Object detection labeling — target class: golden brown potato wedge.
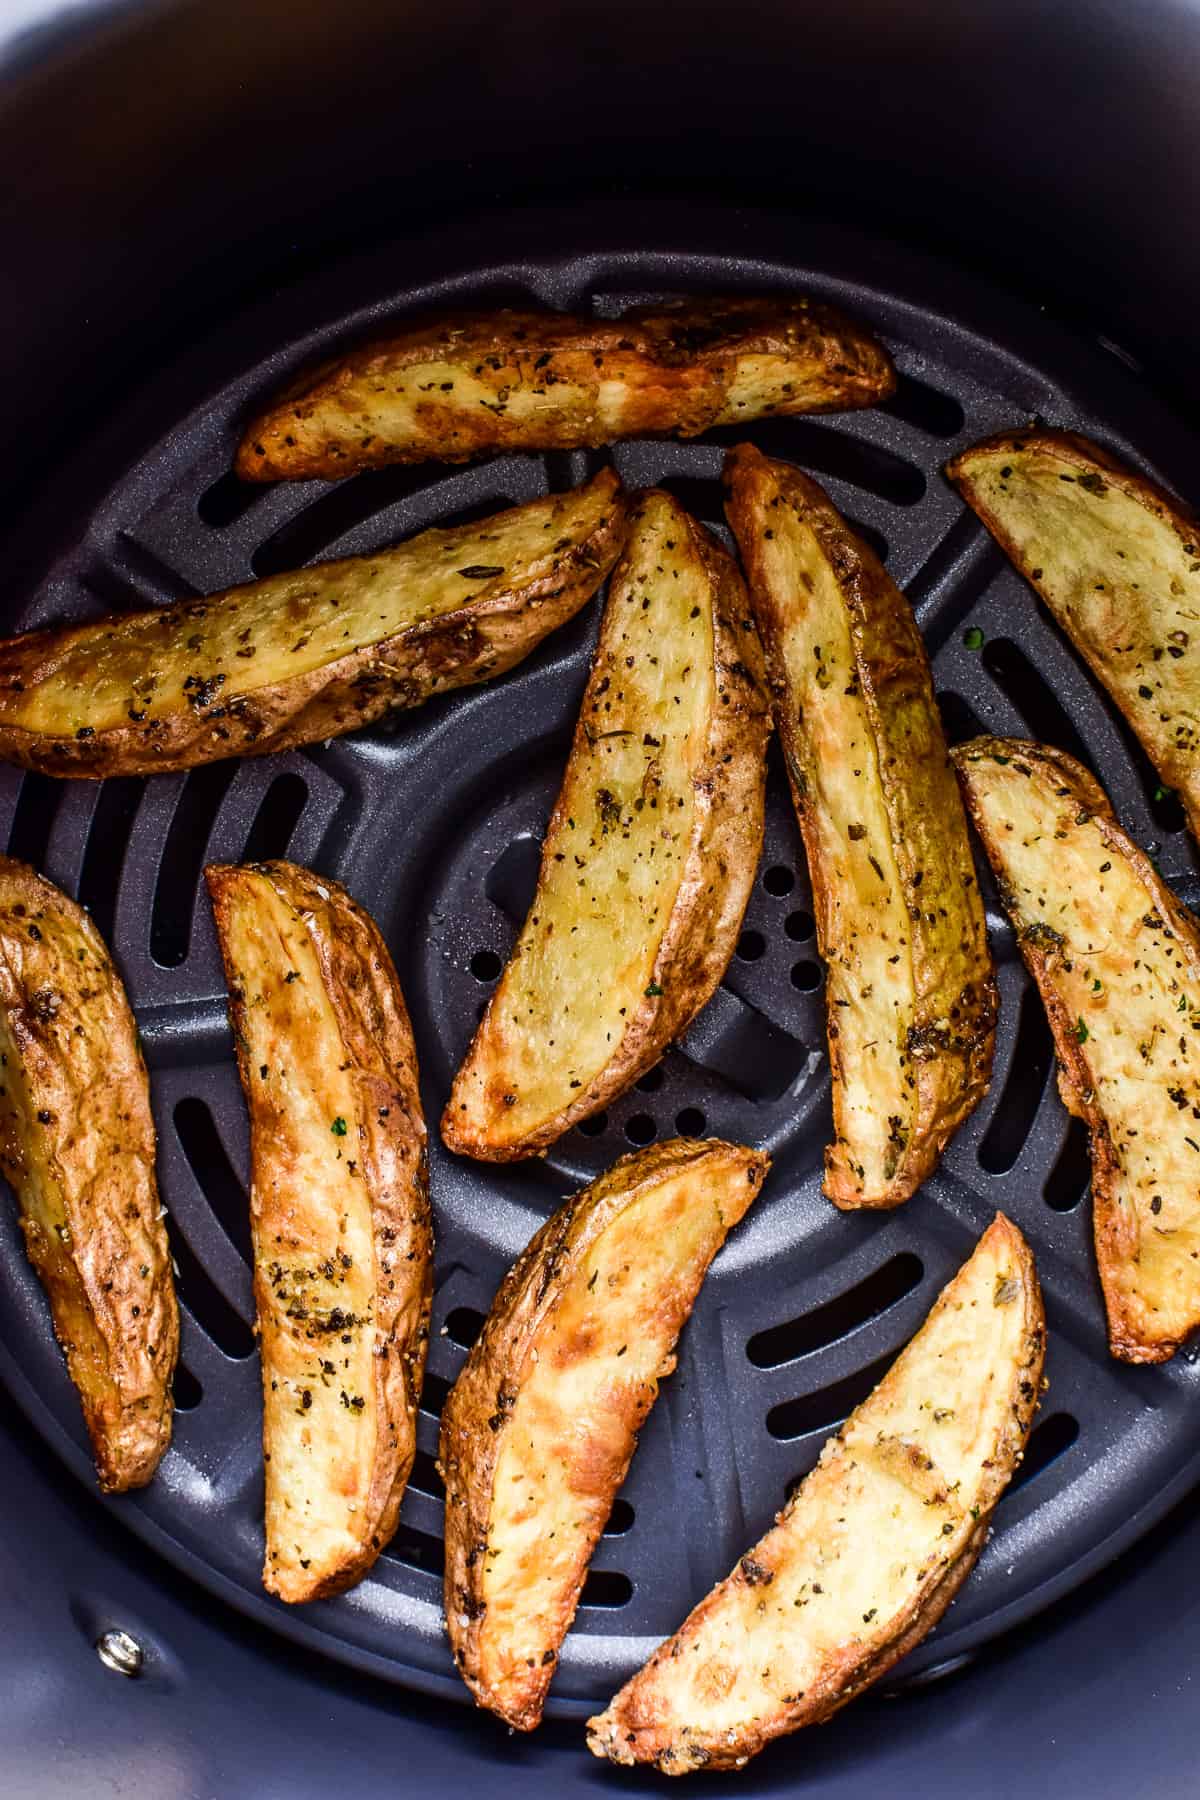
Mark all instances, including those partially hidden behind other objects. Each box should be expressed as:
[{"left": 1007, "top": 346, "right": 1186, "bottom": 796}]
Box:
[
  {"left": 206, "top": 859, "right": 431, "bottom": 1602},
  {"left": 440, "top": 1137, "right": 768, "bottom": 1730},
  {"left": 0, "top": 471, "right": 627, "bottom": 778},
  {"left": 0, "top": 856, "right": 177, "bottom": 1490},
  {"left": 724, "top": 443, "right": 995, "bottom": 1208},
  {"left": 947, "top": 430, "right": 1200, "bottom": 839},
  {"left": 954, "top": 736, "right": 1200, "bottom": 1362},
  {"left": 235, "top": 298, "right": 895, "bottom": 482},
  {"left": 588, "top": 1213, "right": 1043, "bottom": 1773},
  {"left": 441, "top": 490, "right": 770, "bottom": 1161}
]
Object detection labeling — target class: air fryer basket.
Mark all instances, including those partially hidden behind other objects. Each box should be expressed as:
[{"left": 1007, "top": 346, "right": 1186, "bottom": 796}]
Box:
[{"left": 2, "top": 215, "right": 1199, "bottom": 1719}]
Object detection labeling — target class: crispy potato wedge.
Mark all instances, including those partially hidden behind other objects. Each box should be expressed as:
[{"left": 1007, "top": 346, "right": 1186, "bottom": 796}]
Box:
[
  {"left": 947, "top": 430, "right": 1200, "bottom": 838},
  {"left": 724, "top": 444, "right": 995, "bottom": 1208},
  {"left": 0, "top": 857, "right": 177, "bottom": 1490},
  {"left": 440, "top": 1138, "right": 768, "bottom": 1730},
  {"left": 954, "top": 736, "right": 1200, "bottom": 1362},
  {"left": 0, "top": 471, "right": 627, "bottom": 778},
  {"left": 588, "top": 1213, "right": 1043, "bottom": 1773},
  {"left": 206, "top": 859, "right": 431, "bottom": 1602},
  {"left": 441, "top": 490, "right": 770, "bottom": 1161},
  {"left": 235, "top": 298, "right": 895, "bottom": 483}
]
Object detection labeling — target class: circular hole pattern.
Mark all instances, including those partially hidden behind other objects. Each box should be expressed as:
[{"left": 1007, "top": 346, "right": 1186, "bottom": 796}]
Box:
[
  {"left": 790, "top": 960, "right": 823, "bottom": 992},
  {"left": 763, "top": 865, "right": 795, "bottom": 896},
  {"left": 675, "top": 1107, "right": 706, "bottom": 1137},
  {"left": 735, "top": 928, "right": 766, "bottom": 962},
  {"left": 635, "top": 1066, "right": 665, "bottom": 1093},
  {"left": 624, "top": 1113, "right": 657, "bottom": 1146},
  {"left": 785, "top": 909, "right": 815, "bottom": 942},
  {"left": 469, "top": 948, "right": 502, "bottom": 981},
  {"left": 577, "top": 1111, "right": 608, "bottom": 1138}
]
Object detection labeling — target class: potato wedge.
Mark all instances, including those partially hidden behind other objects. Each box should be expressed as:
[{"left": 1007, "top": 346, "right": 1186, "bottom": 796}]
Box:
[
  {"left": 235, "top": 298, "right": 895, "bottom": 482},
  {"left": 440, "top": 1137, "right": 768, "bottom": 1730},
  {"left": 206, "top": 859, "right": 431, "bottom": 1602},
  {"left": 947, "top": 430, "right": 1200, "bottom": 838},
  {"left": 954, "top": 736, "right": 1200, "bottom": 1362},
  {"left": 441, "top": 490, "right": 770, "bottom": 1161},
  {"left": 724, "top": 443, "right": 995, "bottom": 1208},
  {"left": 588, "top": 1213, "right": 1043, "bottom": 1773},
  {"left": 0, "top": 856, "right": 177, "bottom": 1490},
  {"left": 0, "top": 471, "right": 627, "bottom": 778}
]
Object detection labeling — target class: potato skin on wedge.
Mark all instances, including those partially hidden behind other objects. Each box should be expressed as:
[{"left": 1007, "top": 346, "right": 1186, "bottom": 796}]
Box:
[
  {"left": 207, "top": 860, "right": 431, "bottom": 1602},
  {"left": 0, "top": 471, "right": 627, "bottom": 778},
  {"left": 724, "top": 443, "right": 995, "bottom": 1208},
  {"left": 588, "top": 1214, "right": 1043, "bottom": 1773},
  {"left": 440, "top": 1138, "right": 768, "bottom": 1730},
  {"left": 442, "top": 490, "right": 770, "bottom": 1161},
  {"left": 236, "top": 298, "right": 895, "bottom": 482},
  {"left": 954, "top": 737, "right": 1200, "bottom": 1362},
  {"left": 0, "top": 857, "right": 177, "bottom": 1491},
  {"left": 947, "top": 430, "right": 1200, "bottom": 840}
]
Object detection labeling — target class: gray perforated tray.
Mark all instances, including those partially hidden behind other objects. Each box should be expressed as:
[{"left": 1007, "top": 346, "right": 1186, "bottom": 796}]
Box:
[{"left": 1, "top": 222, "right": 1198, "bottom": 1715}]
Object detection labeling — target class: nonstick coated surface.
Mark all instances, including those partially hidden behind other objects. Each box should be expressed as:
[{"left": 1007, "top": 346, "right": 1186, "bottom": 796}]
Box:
[{"left": 2, "top": 226, "right": 1199, "bottom": 1716}]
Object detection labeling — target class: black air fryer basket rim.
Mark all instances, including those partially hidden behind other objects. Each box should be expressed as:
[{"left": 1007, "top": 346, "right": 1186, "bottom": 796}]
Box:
[{"left": 2, "top": 206, "right": 1200, "bottom": 1723}]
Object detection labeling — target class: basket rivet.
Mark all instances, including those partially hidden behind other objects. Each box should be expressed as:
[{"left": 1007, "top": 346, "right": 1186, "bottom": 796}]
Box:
[{"left": 95, "top": 1629, "right": 144, "bottom": 1678}]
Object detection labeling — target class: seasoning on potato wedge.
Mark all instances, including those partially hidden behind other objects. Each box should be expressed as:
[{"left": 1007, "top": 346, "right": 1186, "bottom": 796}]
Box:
[
  {"left": 724, "top": 443, "right": 995, "bottom": 1209},
  {"left": 440, "top": 1137, "right": 768, "bottom": 1731},
  {"left": 0, "top": 856, "right": 178, "bottom": 1491},
  {"left": 947, "top": 430, "right": 1200, "bottom": 839},
  {"left": 955, "top": 736, "right": 1200, "bottom": 1362},
  {"left": 588, "top": 1213, "right": 1043, "bottom": 1773},
  {"left": 441, "top": 490, "right": 770, "bottom": 1162},
  {"left": 235, "top": 297, "right": 896, "bottom": 483},
  {"left": 0, "top": 470, "right": 627, "bottom": 778},
  {"left": 206, "top": 859, "right": 431, "bottom": 1603}
]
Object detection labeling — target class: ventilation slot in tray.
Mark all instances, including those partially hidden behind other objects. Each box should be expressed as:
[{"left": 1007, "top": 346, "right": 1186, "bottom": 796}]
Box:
[
  {"left": 443, "top": 1307, "right": 485, "bottom": 1351},
  {"left": 881, "top": 374, "right": 966, "bottom": 439},
  {"left": 250, "top": 464, "right": 459, "bottom": 576},
  {"left": 198, "top": 470, "right": 267, "bottom": 529},
  {"left": 977, "top": 987, "right": 1055, "bottom": 1176},
  {"left": 937, "top": 689, "right": 987, "bottom": 746},
  {"left": 78, "top": 777, "right": 144, "bottom": 943},
  {"left": 239, "top": 771, "right": 308, "bottom": 866},
  {"left": 150, "top": 763, "right": 239, "bottom": 966},
  {"left": 7, "top": 773, "right": 62, "bottom": 871},
  {"left": 712, "top": 417, "right": 926, "bottom": 507},
  {"left": 981, "top": 638, "right": 1094, "bottom": 769},
  {"left": 1004, "top": 1412, "right": 1080, "bottom": 1498},
  {"left": 748, "top": 1254, "right": 924, "bottom": 1368},
  {"left": 766, "top": 1350, "right": 897, "bottom": 1440},
  {"left": 161, "top": 1210, "right": 255, "bottom": 1361},
  {"left": 1044, "top": 1117, "right": 1092, "bottom": 1212},
  {"left": 174, "top": 1097, "right": 252, "bottom": 1263}
]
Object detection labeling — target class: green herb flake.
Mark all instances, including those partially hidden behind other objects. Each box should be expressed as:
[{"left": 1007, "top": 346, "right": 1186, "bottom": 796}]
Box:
[
  {"left": 331, "top": 1116, "right": 348, "bottom": 1137},
  {"left": 962, "top": 626, "right": 985, "bottom": 651},
  {"left": 1076, "top": 1017, "right": 1089, "bottom": 1043},
  {"left": 645, "top": 981, "right": 664, "bottom": 998}
]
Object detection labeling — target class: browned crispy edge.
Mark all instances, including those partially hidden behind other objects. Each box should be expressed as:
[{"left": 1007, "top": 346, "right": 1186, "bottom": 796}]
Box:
[
  {"left": 953, "top": 734, "right": 1200, "bottom": 1363},
  {"left": 439, "top": 1139, "right": 768, "bottom": 1729},
  {"left": 946, "top": 429, "right": 1200, "bottom": 840},
  {"left": 0, "top": 472, "right": 628, "bottom": 779},
  {"left": 588, "top": 1214, "right": 1043, "bottom": 1771},
  {"left": 235, "top": 298, "right": 896, "bottom": 482},
  {"left": 0, "top": 856, "right": 178, "bottom": 1490},
  {"left": 206, "top": 859, "right": 432, "bottom": 1598},
  {"left": 725, "top": 443, "right": 996, "bottom": 1209},
  {"left": 441, "top": 491, "right": 770, "bottom": 1161}
]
